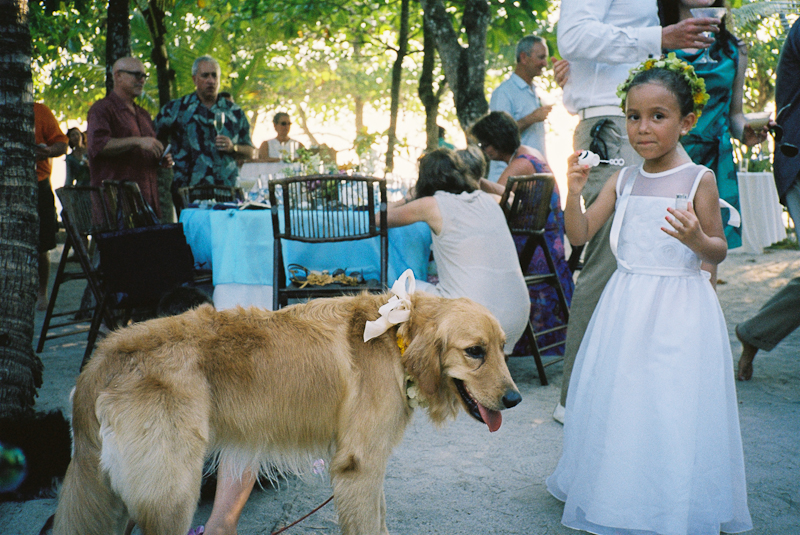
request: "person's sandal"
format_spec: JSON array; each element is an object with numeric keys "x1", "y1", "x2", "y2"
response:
[{"x1": 186, "y1": 526, "x2": 205, "y2": 535}]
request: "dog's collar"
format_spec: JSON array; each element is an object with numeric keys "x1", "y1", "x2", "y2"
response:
[
  {"x1": 397, "y1": 333, "x2": 408, "y2": 356},
  {"x1": 404, "y1": 372, "x2": 428, "y2": 409}
]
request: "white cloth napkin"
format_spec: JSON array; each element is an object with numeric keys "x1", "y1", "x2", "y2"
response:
[{"x1": 364, "y1": 269, "x2": 415, "y2": 342}]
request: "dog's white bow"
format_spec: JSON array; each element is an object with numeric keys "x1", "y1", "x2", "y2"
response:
[{"x1": 363, "y1": 269, "x2": 416, "y2": 342}]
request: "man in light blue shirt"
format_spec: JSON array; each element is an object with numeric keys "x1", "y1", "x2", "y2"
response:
[{"x1": 488, "y1": 35, "x2": 552, "y2": 181}]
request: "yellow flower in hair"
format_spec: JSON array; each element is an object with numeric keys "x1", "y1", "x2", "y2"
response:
[{"x1": 617, "y1": 53, "x2": 710, "y2": 118}]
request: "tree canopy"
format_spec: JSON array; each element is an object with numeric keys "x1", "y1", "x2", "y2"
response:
[{"x1": 29, "y1": 0, "x2": 796, "y2": 167}]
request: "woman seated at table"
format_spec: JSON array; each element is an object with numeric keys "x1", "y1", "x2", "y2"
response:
[
  {"x1": 385, "y1": 147, "x2": 529, "y2": 352},
  {"x1": 470, "y1": 111, "x2": 574, "y2": 356}
]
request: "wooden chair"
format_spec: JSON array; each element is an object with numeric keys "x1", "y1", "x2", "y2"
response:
[
  {"x1": 268, "y1": 174, "x2": 388, "y2": 310},
  {"x1": 178, "y1": 184, "x2": 244, "y2": 205},
  {"x1": 102, "y1": 180, "x2": 160, "y2": 229},
  {"x1": 37, "y1": 186, "x2": 113, "y2": 353},
  {"x1": 500, "y1": 174, "x2": 570, "y2": 386}
]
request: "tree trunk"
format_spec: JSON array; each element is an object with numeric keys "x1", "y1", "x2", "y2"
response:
[
  {"x1": 105, "y1": 0, "x2": 132, "y2": 95},
  {"x1": 420, "y1": 0, "x2": 490, "y2": 133},
  {"x1": 353, "y1": 37, "x2": 366, "y2": 136},
  {"x1": 418, "y1": 3, "x2": 447, "y2": 152},
  {"x1": 385, "y1": 0, "x2": 410, "y2": 174},
  {"x1": 142, "y1": 0, "x2": 174, "y2": 108},
  {"x1": 0, "y1": 0, "x2": 44, "y2": 418}
]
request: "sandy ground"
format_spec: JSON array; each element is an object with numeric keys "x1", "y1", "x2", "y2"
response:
[{"x1": 2, "y1": 246, "x2": 799, "y2": 534}]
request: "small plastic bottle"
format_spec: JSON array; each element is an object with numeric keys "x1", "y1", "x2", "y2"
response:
[{"x1": 578, "y1": 150, "x2": 601, "y2": 167}]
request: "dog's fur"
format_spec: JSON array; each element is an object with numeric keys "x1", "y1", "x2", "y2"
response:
[{"x1": 53, "y1": 292, "x2": 521, "y2": 535}]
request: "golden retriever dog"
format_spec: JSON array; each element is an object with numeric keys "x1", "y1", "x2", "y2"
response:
[{"x1": 53, "y1": 291, "x2": 521, "y2": 535}]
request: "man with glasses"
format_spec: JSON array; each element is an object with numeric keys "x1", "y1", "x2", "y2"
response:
[
  {"x1": 87, "y1": 56, "x2": 169, "y2": 217},
  {"x1": 155, "y1": 56, "x2": 254, "y2": 211},
  {"x1": 256, "y1": 112, "x2": 305, "y2": 163},
  {"x1": 736, "y1": 17, "x2": 800, "y2": 382},
  {"x1": 553, "y1": 1, "x2": 719, "y2": 423}
]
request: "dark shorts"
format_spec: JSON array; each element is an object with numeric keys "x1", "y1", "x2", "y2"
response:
[{"x1": 38, "y1": 178, "x2": 57, "y2": 252}]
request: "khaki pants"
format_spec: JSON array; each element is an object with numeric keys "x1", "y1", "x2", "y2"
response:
[{"x1": 560, "y1": 115, "x2": 642, "y2": 407}]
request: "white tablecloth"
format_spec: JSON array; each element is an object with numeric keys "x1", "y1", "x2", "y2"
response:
[
  {"x1": 736, "y1": 172, "x2": 786, "y2": 254},
  {"x1": 239, "y1": 162, "x2": 302, "y2": 181}
]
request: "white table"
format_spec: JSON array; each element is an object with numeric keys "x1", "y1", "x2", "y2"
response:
[
  {"x1": 736, "y1": 172, "x2": 787, "y2": 254},
  {"x1": 239, "y1": 162, "x2": 302, "y2": 181},
  {"x1": 180, "y1": 208, "x2": 432, "y2": 311}
]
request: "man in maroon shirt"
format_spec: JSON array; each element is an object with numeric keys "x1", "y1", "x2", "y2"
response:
[{"x1": 87, "y1": 57, "x2": 171, "y2": 217}]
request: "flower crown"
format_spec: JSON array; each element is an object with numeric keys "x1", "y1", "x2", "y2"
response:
[{"x1": 616, "y1": 53, "x2": 710, "y2": 119}]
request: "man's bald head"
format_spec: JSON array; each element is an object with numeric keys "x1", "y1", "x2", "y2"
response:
[{"x1": 111, "y1": 57, "x2": 148, "y2": 102}]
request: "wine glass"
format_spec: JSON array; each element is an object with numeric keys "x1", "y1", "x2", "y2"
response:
[
  {"x1": 214, "y1": 110, "x2": 226, "y2": 134},
  {"x1": 689, "y1": 7, "x2": 727, "y2": 64}
]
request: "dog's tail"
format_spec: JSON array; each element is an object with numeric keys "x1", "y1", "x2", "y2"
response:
[{"x1": 55, "y1": 370, "x2": 211, "y2": 535}]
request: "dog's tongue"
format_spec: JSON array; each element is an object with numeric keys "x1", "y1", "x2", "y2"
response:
[{"x1": 477, "y1": 403, "x2": 502, "y2": 432}]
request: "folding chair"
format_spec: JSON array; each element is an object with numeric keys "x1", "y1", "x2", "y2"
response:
[
  {"x1": 65, "y1": 181, "x2": 195, "y2": 368},
  {"x1": 268, "y1": 174, "x2": 388, "y2": 310},
  {"x1": 37, "y1": 186, "x2": 113, "y2": 353},
  {"x1": 500, "y1": 174, "x2": 570, "y2": 386},
  {"x1": 178, "y1": 184, "x2": 244, "y2": 205}
]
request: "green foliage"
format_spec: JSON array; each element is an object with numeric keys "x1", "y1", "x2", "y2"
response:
[{"x1": 728, "y1": 3, "x2": 798, "y2": 171}]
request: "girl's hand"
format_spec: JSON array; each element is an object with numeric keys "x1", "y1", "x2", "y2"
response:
[
  {"x1": 662, "y1": 201, "x2": 705, "y2": 251},
  {"x1": 567, "y1": 150, "x2": 591, "y2": 195}
]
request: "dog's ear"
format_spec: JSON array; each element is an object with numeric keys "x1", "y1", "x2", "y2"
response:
[{"x1": 398, "y1": 295, "x2": 444, "y2": 396}]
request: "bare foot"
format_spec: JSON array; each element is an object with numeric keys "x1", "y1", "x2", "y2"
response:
[{"x1": 735, "y1": 326, "x2": 758, "y2": 381}]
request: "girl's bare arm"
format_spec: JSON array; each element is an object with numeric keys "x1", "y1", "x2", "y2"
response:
[{"x1": 564, "y1": 151, "x2": 618, "y2": 246}]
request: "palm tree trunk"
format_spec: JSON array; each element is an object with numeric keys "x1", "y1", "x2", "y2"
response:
[
  {"x1": 105, "y1": 0, "x2": 132, "y2": 95},
  {"x1": 0, "y1": 0, "x2": 44, "y2": 417}
]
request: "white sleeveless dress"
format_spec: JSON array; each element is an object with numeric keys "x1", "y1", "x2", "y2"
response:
[
  {"x1": 419, "y1": 190, "x2": 530, "y2": 352},
  {"x1": 547, "y1": 163, "x2": 752, "y2": 535}
]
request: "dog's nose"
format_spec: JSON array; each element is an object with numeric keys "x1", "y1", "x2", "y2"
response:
[{"x1": 502, "y1": 389, "x2": 522, "y2": 408}]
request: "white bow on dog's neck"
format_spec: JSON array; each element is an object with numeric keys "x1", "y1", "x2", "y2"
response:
[{"x1": 363, "y1": 269, "x2": 416, "y2": 342}]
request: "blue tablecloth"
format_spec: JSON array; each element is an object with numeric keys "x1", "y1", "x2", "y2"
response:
[{"x1": 180, "y1": 208, "x2": 431, "y2": 287}]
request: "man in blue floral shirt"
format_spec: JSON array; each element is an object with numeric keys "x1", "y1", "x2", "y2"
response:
[{"x1": 155, "y1": 56, "x2": 254, "y2": 209}]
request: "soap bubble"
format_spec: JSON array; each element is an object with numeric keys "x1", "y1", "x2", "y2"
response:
[{"x1": 0, "y1": 442, "x2": 27, "y2": 493}]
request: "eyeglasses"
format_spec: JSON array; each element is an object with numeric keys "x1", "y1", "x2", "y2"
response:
[
  {"x1": 118, "y1": 70, "x2": 149, "y2": 81},
  {"x1": 278, "y1": 121, "x2": 291, "y2": 126},
  {"x1": 770, "y1": 125, "x2": 799, "y2": 158}
]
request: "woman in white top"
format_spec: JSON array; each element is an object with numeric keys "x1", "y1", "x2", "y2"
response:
[
  {"x1": 256, "y1": 112, "x2": 305, "y2": 162},
  {"x1": 385, "y1": 148, "x2": 530, "y2": 352}
]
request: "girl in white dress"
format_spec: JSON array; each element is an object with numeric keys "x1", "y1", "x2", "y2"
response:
[{"x1": 547, "y1": 55, "x2": 752, "y2": 534}]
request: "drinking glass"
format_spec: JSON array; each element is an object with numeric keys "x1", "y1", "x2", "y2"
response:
[
  {"x1": 689, "y1": 7, "x2": 727, "y2": 64},
  {"x1": 214, "y1": 111, "x2": 226, "y2": 133}
]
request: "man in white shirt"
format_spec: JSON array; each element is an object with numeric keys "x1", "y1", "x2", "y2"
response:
[
  {"x1": 554, "y1": 0, "x2": 721, "y2": 423},
  {"x1": 488, "y1": 35, "x2": 552, "y2": 181}
]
